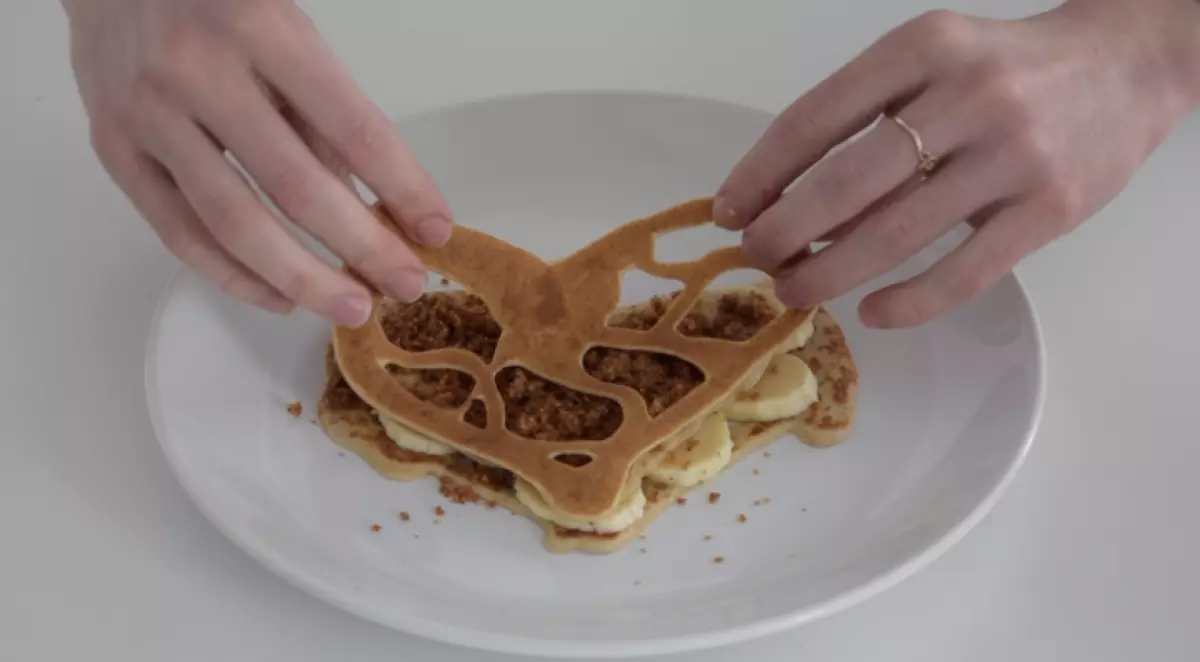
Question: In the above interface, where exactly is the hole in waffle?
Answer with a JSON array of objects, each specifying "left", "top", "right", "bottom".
[
  {"left": 379, "top": 291, "right": 502, "bottom": 363},
  {"left": 385, "top": 364, "right": 475, "bottom": 408},
  {"left": 675, "top": 288, "right": 778, "bottom": 342},
  {"left": 495, "top": 366, "right": 625, "bottom": 441},
  {"left": 463, "top": 399, "right": 487, "bottom": 429},
  {"left": 551, "top": 452, "right": 595, "bottom": 468},
  {"left": 582, "top": 346, "right": 705, "bottom": 417},
  {"left": 613, "top": 268, "right": 686, "bottom": 311},
  {"left": 652, "top": 221, "right": 738, "bottom": 264}
]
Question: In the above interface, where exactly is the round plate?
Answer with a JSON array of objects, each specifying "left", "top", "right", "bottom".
[{"left": 146, "top": 91, "right": 1045, "bottom": 658}]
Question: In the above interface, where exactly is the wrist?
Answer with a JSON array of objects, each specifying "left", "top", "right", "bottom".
[{"left": 1061, "top": 0, "right": 1200, "bottom": 111}]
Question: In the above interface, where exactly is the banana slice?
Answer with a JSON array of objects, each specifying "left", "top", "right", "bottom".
[
  {"left": 648, "top": 411, "right": 733, "bottom": 487},
  {"left": 782, "top": 319, "right": 816, "bottom": 352},
  {"left": 378, "top": 414, "right": 455, "bottom": 456},
  {"left": 723, "top": 353, "right": 818, "bottom": 422},
  {"left": 515, "top": 478, "right": 646, "bottom": 534}
]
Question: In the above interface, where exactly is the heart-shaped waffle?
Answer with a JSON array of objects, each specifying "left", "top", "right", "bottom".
[{"left": 331, "top": 197, "right": 814, "bottom": 518}]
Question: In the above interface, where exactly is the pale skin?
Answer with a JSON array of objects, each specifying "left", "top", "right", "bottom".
[{"left": 64, "top": 0, "right": 1200, "bottom": 330}]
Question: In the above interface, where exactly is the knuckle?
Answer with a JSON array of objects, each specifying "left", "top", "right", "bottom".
[
  {"left": 773, "top": 100, "right": 822, "bottom": 150},
  {"left": 280, "top": 267, "right": 320, "bottom": 305},
  {"left": 200, "top": 196, "right": 253, "bottom": 249},
  {"left": 813, "top": 157, "right": 870, "bottom": 209},
  {"left": 228, "top": 0, "right": 293, "bottom": 43},
  {"left": 337, "top": 114, "right": 392, "bottom": 165},
  {"left": 1038, "top": 182, "right": 1084, "bottom": 226},
  {"left": 968, "top": 60, "right": 1034, "bottom": 131},
  {"left": 260, "top": 163, "right": 319, "bottom": 216},
  {"left": 349, "top": 228, "right": 403, "bottom": 273},
  {"left": 146, "top": 24, "right": 209, "bottom": 89},
  {"left": 157, "top": 222, "right": 199, "bottom": 263},
  {"left": 903, "top": 10, "right": 974, "bottom": 60},
  {"left": 88, "top": 119, "right": 125, "bottom": 170},
  {"left": 120, "top": 75, "right": 166, "bottom": 128},
  {"left": 1008, "top": 126, "right": 1058, "bottom": 181},
  {"left": 954, "top": 266, "right": 992, "bottom": 301}
]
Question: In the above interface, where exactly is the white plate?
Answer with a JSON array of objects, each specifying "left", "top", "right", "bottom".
[{"left": 146, "top": 92, "right": 1045, "bottom": 658}]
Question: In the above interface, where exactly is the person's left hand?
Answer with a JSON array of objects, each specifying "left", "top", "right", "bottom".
[{"left": 714, "top": 0, "right": 1200, "bottom": 328}]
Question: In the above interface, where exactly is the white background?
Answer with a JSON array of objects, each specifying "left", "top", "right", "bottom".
[{"left": 2, "top": 0, "right": 1197, "bottom": 660}]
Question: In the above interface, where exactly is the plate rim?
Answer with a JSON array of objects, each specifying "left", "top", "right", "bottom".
[{"left": 143, "top": 90, "right": 1047, "bottom": 659}]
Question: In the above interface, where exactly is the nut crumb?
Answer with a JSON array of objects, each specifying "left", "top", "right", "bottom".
[
  {"left": 708, "top": 492, "right": 721, "bottom": 504},
  {"left": 633, "top": 580, "right": 642, "bottom": 586},
  {"left": 763, "top": 451, "right": 772, "bottom": 458},
  {"left": 676, "top": 497, "right": 687, "bottom": 505},
  {"left": 369, "top": 523, "right": 381, "bottom": 533},
  {"left": 485, "top": 500, "right": 497, "bottom": 509},
  {"left": 286, "top": 401, "right": 303, "bottom": 417},
  {"left": 398, "top": 511, "right": 410, "bottom": 522},
  {"left": 753, "top": 499, "right": 762, "bottom": 506},
  {"left": 713, "top": 556, "right": 725, "bottom": 564},
  {"left": 764, "top": 497, "right": 772, "bottom": 505},
  {"left": 640, "top": 548, "right": 647, "bottom": 554},
  {"left": 434, "top": 505, "right": 446, "bottom": 517},
  {"left": 338, "top": 452, "right": 346, "bottom": 457},
  {"left": 752, "top": 468, "right": 760, "bottom": 475},
  {"left": 440, "top": 276, "right": 451, "bottom": 286},
  {"left": 737, "top": 513, "right": 747, "bottom": 523},
  {"left": 703, "top": 534, "right": 713, "bottom": 541}
]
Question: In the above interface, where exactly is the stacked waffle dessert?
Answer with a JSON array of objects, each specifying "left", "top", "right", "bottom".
[{"left": 318, "top": 198, "right": 858, "bottom": 553}]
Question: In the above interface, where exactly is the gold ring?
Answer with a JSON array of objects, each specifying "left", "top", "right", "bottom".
[{"left": 887, "top": 114, "right": 939, "bottom": 178}]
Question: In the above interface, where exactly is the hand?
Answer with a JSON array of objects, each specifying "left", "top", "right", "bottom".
[
  {"left": 715, "top": 0, "right": 1200, "bottom": 328},
  {"left": 63, "top": 0, "right": 451, "bottom": 327}
]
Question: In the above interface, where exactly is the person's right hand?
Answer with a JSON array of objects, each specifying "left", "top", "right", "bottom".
[{"left": 63, "top": 0, "right": 451, "bottom": 327}]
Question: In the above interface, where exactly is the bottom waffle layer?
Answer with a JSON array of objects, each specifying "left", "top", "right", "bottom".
[{"left": 316, "top": 307, "right": 858, "bottom": 554}]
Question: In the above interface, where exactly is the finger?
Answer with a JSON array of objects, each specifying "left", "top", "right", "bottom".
[
  {"left": 127, "top": 92, "right": 374, "bottom": 327},
  {"left": 712, "top": 12, "right": 971, "bottom": 229},
  {"left": 858, "top": 199, "right": 1056, "bottom": 328},
  {"left": 179, "top": 70, "right": 428, "bottom": 303},
  {"left": 816, "top": 172, "right": 926, "bottom": 243},
  {"left": 93, "top": 127, "right": 293, "bottom": 313},
  {"left": 237, "top": 6, "right": 452, "bottom": 246},
  {"left": 774, "top": 150, "right": 1011, "bottom": 309},
  {"left": 740, "top": 79, "right": 970, "bottom": 273}
]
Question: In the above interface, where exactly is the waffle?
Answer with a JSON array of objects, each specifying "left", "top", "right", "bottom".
[
  {"left": 319, "top": 197, "right": 859, "bottom": 552},
  {"left": 318, "top": 304, "right": 856, "bottom": 553}
]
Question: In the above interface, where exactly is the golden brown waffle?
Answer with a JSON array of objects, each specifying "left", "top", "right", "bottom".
[
  {"left": 331, "top": 198, "right": 815, "bottom": 519},
  {"left": 791, "top": 309, "right": 859, "bottom": 447},
  {"left": 317, "top": 308, "right": 858, "bottom": 554}
]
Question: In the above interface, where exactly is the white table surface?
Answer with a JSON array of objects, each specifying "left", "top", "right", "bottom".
[{"left": 3, "top": 0, "right": 1198, "bottom": 660}]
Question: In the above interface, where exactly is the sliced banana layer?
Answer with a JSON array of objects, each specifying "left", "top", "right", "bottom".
[
  {"left": 723, "top": 353, "right": 819, "bottom": 423},
  {"left": 648, "top": 411, "right": 734, "bottom": 487},
  {"left": 515, "top": 478, "right": 647, "bottom": 534},
  {"left": 782, "top": 319, "right": 816, "bottom": 352},
  {"left": 378, "top": 414, "right": 455, "bottom": 456}
]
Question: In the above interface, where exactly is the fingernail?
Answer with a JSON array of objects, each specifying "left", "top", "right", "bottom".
[
  {"left": 712, "top": 195, "right": 739, "bottom": 229},
  {"left": 382, "top": 267, "right": 426, "bottom": 303},
  {"left": 413, "top": 215, "right": 452, "bottom": 246},
  {"left": 332, "top": 290, "right": 373, "bottom": 328},
  {"left": 858, "top": 300, "right": 884, "bottom": 328}
]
